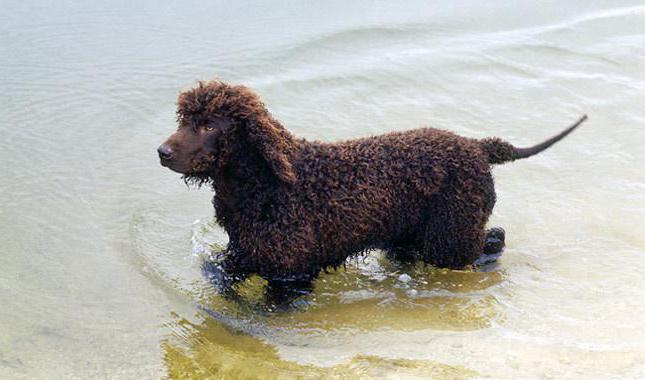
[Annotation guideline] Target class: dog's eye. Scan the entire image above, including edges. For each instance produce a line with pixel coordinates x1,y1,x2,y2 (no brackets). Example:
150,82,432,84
203,125,215,132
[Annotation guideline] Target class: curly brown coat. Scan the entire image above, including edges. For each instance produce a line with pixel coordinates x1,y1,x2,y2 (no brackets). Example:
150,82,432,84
158,80,586,284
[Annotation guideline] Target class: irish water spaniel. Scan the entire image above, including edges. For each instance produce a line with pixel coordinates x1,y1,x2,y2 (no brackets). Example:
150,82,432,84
158,80,586,287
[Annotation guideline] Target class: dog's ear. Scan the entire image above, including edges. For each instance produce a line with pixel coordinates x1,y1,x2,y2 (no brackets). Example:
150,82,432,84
245,118,296,184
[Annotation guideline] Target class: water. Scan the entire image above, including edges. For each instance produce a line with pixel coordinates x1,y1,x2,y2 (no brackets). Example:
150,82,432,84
1,0,644,378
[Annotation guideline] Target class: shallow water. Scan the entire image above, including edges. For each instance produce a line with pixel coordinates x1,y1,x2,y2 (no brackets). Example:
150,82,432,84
1,0,645,378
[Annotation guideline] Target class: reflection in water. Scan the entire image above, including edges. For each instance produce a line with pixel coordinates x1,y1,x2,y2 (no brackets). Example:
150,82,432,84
162,316,479,379
162,241,504,378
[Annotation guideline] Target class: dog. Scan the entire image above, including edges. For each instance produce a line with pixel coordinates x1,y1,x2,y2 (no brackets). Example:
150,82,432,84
158,80,586,288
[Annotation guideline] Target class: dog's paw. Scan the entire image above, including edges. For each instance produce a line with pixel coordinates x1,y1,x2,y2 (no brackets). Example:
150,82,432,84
473,227,506,268
483,226,505,255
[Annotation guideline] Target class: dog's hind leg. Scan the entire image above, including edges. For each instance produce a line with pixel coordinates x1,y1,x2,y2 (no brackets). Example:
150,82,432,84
420,189,489,269
477,174,505,264
483,227,505,254
473,227,506,266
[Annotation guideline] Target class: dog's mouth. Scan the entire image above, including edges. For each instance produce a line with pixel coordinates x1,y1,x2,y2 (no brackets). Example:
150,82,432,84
159,157,193,174
160,152,216,180
159,157,171,167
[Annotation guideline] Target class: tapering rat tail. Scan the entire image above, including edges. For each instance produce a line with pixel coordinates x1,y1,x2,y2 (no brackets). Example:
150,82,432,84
479,115,588,164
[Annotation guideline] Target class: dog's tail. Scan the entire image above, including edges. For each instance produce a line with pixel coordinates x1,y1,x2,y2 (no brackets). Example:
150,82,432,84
479,115,588,165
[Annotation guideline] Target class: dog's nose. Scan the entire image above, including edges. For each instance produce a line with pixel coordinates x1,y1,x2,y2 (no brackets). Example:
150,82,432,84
157,144,174,160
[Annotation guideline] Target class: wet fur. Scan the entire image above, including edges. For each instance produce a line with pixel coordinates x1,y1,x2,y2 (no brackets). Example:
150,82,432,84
171,81,576,284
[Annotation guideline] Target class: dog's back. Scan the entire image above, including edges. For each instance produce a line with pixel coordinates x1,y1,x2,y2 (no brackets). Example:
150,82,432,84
274,128,493,267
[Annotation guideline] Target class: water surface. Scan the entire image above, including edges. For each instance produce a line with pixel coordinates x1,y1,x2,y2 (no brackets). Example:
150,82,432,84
1,0,645,378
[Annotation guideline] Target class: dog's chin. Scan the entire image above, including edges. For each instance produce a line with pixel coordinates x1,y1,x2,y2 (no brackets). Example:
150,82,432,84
181,171,213,188
182,155,218,185
160,159,192,175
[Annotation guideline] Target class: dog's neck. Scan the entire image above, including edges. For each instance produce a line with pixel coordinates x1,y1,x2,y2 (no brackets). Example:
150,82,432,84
207,147,285,234
209,148,282,202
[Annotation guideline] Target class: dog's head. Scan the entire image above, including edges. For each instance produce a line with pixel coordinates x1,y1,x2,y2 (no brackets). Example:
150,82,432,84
158,81,296,185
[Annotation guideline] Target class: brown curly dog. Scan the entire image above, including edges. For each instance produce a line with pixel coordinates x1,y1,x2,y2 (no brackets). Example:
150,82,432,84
158,80,586,287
